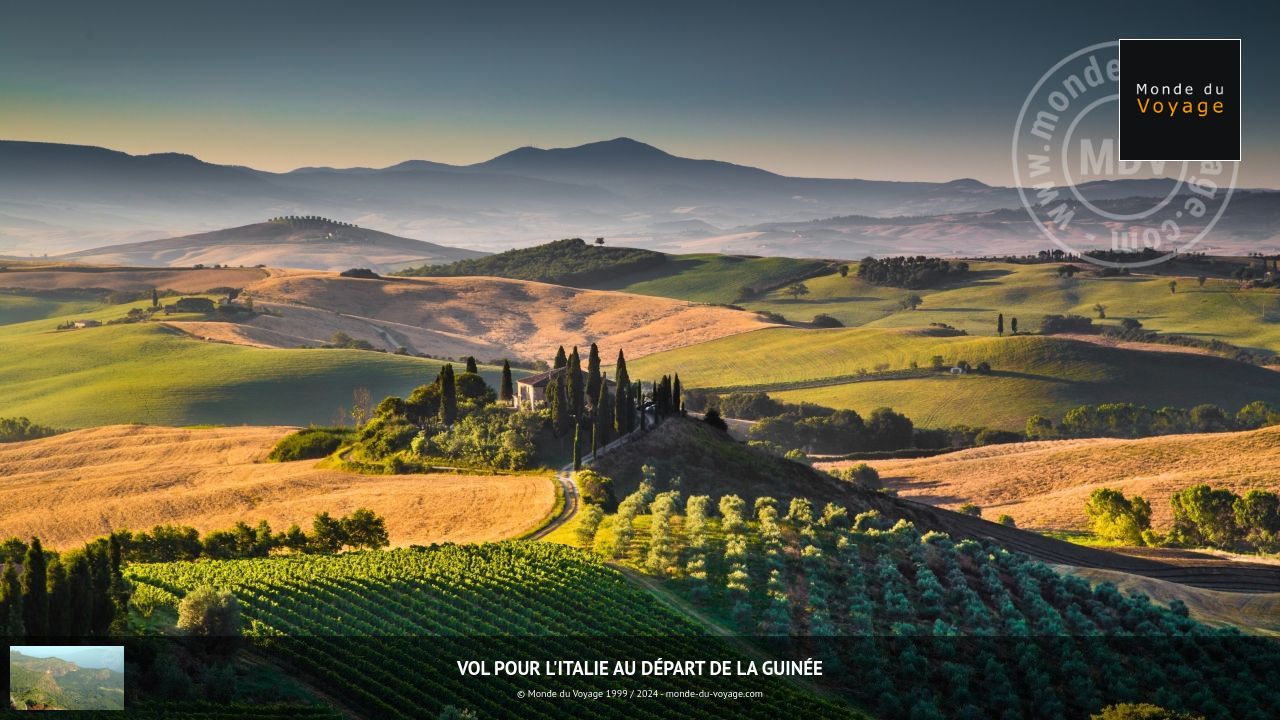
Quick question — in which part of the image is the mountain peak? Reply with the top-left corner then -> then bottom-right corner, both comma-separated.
479,137 -> 672,167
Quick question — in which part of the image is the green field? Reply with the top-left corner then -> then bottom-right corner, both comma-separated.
741,262 -> 1280,352
586,253 -> 830,304
126,544 -> 861,719
631,327 -> 1280,429
0,306 -> 506,428
0,293 -> 107,324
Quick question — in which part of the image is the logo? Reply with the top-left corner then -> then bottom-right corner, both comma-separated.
1012,41 -> 1238,268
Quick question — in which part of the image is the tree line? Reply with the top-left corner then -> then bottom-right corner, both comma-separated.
1027,400 -> 1280,440
1086,485 -> 1280,551
856,256 -> 970,289
0,535 -> 126,638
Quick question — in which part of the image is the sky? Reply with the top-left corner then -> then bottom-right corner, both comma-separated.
2,0 -> 1278,186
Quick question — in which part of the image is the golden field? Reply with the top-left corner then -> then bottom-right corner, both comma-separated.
818,425 -> 1280,531
0,425 -> 555,548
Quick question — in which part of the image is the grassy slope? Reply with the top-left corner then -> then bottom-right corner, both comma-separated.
0,305 -> 500,427
745,262 -> 1280,352
631,327 -> 1280,429
0,294 -> 106,324
585,253 -> 829,304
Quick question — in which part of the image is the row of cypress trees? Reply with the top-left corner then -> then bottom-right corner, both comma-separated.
0,535 -> 127,638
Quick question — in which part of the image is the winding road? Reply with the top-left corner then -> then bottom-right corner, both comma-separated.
525,465 -> 578,540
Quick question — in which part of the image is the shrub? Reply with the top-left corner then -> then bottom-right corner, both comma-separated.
702,408 -> 729,432
177,586 -> 241,636
957,504 -> 982,517
974,428 -> 1022,446
267,427 -> 353,462
811,313 -> 844,328
996,514 -> 1017,527
575,470 -> 615,508
1039,314 -> 1094,334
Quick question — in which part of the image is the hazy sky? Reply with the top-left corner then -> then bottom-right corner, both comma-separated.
2,0 -> 1277,185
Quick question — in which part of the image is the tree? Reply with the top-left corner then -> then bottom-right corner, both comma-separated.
553,346 -> 567,369
1196,276 -> 1207,287
46,557 -> 69,636
177,586 -> 241,637
341,508 -> 389,550
1,564 -> 22,636
672,373 -> 682,414
1233,489 -> 1280,546
586,343 -> 602,410
614,350 -> 631,434
1168,279 -> 1177,294
1188,403 -> 1227,432
1093,303 -> 1106,319
21,537 -> 48,636
784,282 -> 810,300
572,421 -> 582,471
1025,414 -> 1055,439
592,373 -> 612,453
465,356 -> 478,374
997,514 -> 1017,527
1011,317 -> 1018,333
838,265 -> 849,277
575,470 -> 614,507
499,360 -> 514,403
957,504 -> 982,517
900,294 -> 923,310
1170,484 -> 1238,547
438,364 -> 458,424
567,347 -> 585,418
1234,400 -> 1278,430
997,313 -> 1004,335
703,408 -> 728,431
1085,488 -> 1151,544
866,407 -> 913,450
310,512 -> 348,553
151,287 -> 159,307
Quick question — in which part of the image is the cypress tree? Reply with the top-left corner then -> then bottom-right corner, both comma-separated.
586,343 -> 602,409
46,557 -> 69,636
572,420 -> 582,471
499,360 -> 514,403
438,364 -> 457,425
151,287 -> 159,308
1,565 -> 22,636
465,356 -> 479,374
548,374 -> 571,436
1011,317 -> 1018,334
553,346 -> 567,369
66,552 -> 91,637
21,537 -> 48,637
638,382 -> 648,431
614,350 -> 631,435
673,374 -> 682,415
89,544 -> 113,637
997,313 -> 1004,336
594,372 -> 612,454
567,347 -> 585,419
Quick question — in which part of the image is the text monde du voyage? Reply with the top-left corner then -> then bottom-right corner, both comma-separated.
1135,83 -> 1228,118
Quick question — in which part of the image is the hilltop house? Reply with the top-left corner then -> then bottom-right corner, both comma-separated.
72,319 -> 101,328
514,367 -> 615,410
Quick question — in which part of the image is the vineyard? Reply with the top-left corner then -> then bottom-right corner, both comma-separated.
583,480 -> 1280,720
125,543 -> 864,719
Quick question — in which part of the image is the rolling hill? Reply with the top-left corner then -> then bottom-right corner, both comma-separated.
0,425 -> 555,548
177,270 -> 778,363
0,306 -> 495,427
819,425 -> 1280,532
629,327 -> 1280,429
60,217 -> 485,272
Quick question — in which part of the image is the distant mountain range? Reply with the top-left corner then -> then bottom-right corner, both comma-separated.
61,217 -> 486,272
1,137 -> 1277,260
9,648 -> 125,711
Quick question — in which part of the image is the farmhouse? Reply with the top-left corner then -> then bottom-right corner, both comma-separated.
514,367 -> 615,410
168,297 -> 217,313
72,319 -> 101,328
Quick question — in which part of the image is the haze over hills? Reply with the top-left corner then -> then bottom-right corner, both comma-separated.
59,217 -> 487,272
5,137 -> 1276,259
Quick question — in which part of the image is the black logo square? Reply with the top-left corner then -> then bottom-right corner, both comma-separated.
1119,39 -> 1240,161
